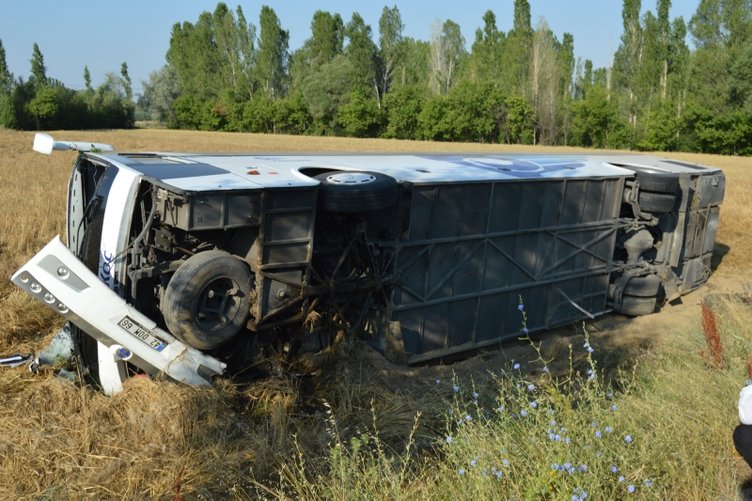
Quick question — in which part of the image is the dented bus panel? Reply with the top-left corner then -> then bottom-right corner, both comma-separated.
12,135 -> 725,393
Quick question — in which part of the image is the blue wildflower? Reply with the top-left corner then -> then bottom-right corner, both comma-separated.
464,414 -> 473,422
644,479 -> 653,488
618,475 -> 625,483
435,378 -> 441,384
445,435 -> 453,444
584,341 -> 594,353
520,409 -> 528,417
605,426 -> 613,433
496,405 -> 505,413
458,468 -> 465,476
624,435 -> 633,444
522,327 -> 529,334
611,404 -> 618,412
611,465 -> 619,474
470,459 -> 477,467
502,458 -> 509,467
543,365 -> 550,373
518,303 -> 525,312
527,383 -> 536,392
453,385 -> 460,393
530,401 -> 538,409
595,430 -> 602,439
627,485 -> 635,493
472,391 -> 479,400
571,487 -> 587,501
513,362 -> 521,370
595,450 -> 602,458
565,436 -> 571,444
495,470 -> 503,479
578,464 -> 588,472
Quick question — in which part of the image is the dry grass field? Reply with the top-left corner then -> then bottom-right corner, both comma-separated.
0,128 -> 750,498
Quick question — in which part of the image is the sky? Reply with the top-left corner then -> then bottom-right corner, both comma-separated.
0,1 -> 700,96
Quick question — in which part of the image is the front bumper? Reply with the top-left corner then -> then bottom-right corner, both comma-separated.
11,237 -> 226,386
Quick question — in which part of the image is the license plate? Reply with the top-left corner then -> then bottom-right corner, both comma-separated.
118,316 -> 166,352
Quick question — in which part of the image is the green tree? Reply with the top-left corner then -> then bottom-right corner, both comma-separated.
337,90 -> 383,137
83,66 -> 93,92
502,0 -> 533,96
383,85 -> 425,139
309,11 -> 344,65
302,55 -> 352,134
27,85 -> 58,128
344,13 -> 379,100
469,11 -> 506,86
120,62 -> 133,102
0,39 -> 14,128
378,6 -> 404,99
429,19 -> 465,95
30,43 -> 47,86
257,6 -> 289,98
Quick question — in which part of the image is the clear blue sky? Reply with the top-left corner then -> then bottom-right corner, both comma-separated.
0,0 -> 699,95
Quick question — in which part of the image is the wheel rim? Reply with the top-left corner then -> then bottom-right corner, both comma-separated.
325,172 -> 376,185
195,276 -> 241,332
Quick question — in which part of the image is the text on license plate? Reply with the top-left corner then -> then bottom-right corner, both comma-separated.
117,316 -> 166,352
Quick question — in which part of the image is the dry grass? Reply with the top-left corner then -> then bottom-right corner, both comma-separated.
0,128 -> 750,497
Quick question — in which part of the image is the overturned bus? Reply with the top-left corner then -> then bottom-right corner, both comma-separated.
12,134 -> 725,393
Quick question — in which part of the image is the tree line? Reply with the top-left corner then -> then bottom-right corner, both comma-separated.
0,42 -> 134,130
1,0 -> 751,155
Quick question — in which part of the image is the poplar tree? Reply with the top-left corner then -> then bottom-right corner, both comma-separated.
30,43 -> 47,85
257,6 -> 289,98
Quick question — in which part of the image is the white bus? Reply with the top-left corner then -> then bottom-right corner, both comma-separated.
13,134 -> 725,393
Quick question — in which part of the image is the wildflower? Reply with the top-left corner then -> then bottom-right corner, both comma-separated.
624,435 -> 633,444
595,430 -> 602,439
458,468 -> 465,476
586,368 -> 595,380
578,464 -> 588,472
584,341 -> 594,353
550,419 -> 558,426
551,463 -> 560,471
611,404 -> 618,412
522,327 -> 529,334
644,479 -> 653,488
472,391 -> 479,400
607,391 -> 614,398
520,409 -> 528,417
502,458 -> 509,466
565,436 -> 571,444
530,401 -> 538,409
453,385 -> 460,393
527,383 -> 536,392
605,426 -> 613,433
495,469 -> 503,479
595,450 -> 602,458
470,459 -> 478,467
611,465 -> 619,474
445,435 -> 453,444
627,485 -> 635,493
618,475 -> 625,483
496,405 -> 505,413
517,303 -> 525,312
542,365 -> 550,373
513,362 -> 521,370
435,378 -> 441,384
590,421 -> 598,428
464,414 -> 473,422
571,487 -> 587,501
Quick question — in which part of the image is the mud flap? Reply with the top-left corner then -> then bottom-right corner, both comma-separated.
11,237 -> 226,391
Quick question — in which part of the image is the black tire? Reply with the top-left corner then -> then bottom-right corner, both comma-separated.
638,191 -> 676,213
627,166 -> 680,194
162,250 -> 253,351
316,171 -> 398,212
619,295 -> 657,316
623,274 -> 661,297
